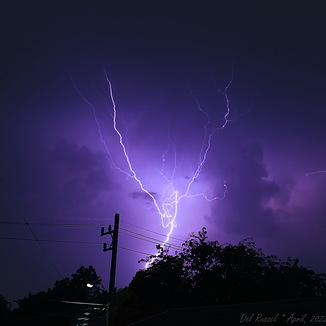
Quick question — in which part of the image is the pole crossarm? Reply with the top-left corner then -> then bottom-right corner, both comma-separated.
101,213 -> 120,326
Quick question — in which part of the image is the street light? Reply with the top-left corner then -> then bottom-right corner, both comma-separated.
86,277 -> 102,289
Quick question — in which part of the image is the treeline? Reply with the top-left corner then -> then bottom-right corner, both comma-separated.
1,266 -> 109,326
113,228 -> 326,325
1,228 -> 325,326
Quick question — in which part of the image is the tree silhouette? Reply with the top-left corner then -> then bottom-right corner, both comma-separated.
0,294 -> 11,324
114,228 -> 326,325
50,265 -> 105,302
13,265 -> 108,326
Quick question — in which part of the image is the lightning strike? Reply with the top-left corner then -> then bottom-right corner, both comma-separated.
72,71 -> 234,267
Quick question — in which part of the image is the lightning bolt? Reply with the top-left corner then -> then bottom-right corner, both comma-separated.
72,70 -> 234,267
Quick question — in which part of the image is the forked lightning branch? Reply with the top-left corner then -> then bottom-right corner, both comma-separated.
71,71 -> 234,265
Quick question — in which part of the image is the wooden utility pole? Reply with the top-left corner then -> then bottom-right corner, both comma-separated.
101,213 -> 120,326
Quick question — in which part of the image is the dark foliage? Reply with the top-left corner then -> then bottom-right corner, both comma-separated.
11,265 -> 108,326
0,294 -> 11,324
114,228 -> 326,325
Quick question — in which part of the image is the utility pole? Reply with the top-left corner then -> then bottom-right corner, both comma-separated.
101,213 -> 120,326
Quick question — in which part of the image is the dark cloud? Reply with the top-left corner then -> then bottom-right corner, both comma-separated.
50,139 -> 115,219
52,139 -> 112,191
130,191 -> 158,201
2,138 -> 115,221
213,143 -> 280,236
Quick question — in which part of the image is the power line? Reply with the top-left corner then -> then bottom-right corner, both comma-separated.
120,219 -> 185,242
0,221 -> 183,248
118,246 -> 152,256
0,235 -> 102,244
0,177 -> 63,279
0,220 -> 105,228
0,220 -> 186,246
0,219 -> 183,242
1,217 -> 187,244
0,233 -> 181,253
0,221 -> 183,249
119,231 -> 182,250
120,227 -> 183,250
0,236 -> 154,256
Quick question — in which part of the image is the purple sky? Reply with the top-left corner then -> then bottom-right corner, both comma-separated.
1,2 -> 326,305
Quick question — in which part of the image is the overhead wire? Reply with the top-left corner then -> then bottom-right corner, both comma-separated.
120,231 -> 182,250
0,236 -> 152,256
0,220 -> 185,243
120,219 -> 185,242
0,235 -> 102,244
0,220 -> 106,228
119,227 -> 183,250
0,213 -> 186,255
118,246 -> 152,256
0,177 -> 64,279
0,230 -> 182,252
0,220 -> 186,248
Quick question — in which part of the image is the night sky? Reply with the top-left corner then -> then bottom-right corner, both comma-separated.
1,1 -> 326,305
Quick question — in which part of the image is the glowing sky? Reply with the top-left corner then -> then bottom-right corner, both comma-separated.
1,2 -> 326,304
